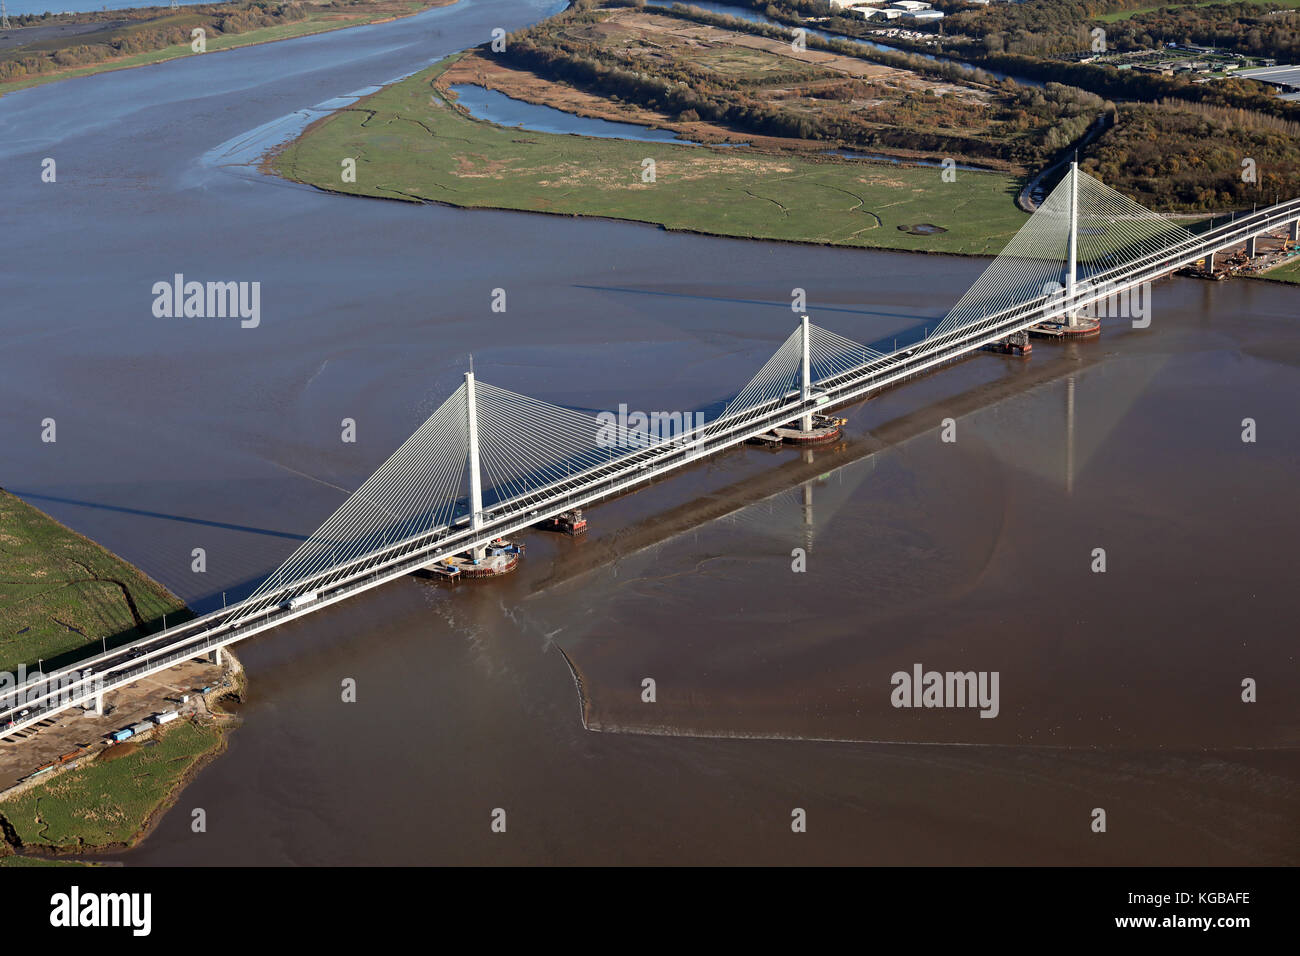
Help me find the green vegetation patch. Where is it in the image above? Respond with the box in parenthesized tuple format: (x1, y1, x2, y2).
(0, 720, 222, 850)
(273, 57, 1028, 255)
(1096, 0, 1300, 21)
(1263, 257, 1300, 283)
(1082, 100, 1300, 211)
(690, 45, 833, 83)
(513, 3, 1107, 168)
(0, 1, 436, 95)
(0, 489, 188, 672)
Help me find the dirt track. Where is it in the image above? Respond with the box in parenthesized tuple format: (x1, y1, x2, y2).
(0, 651, 239, 794)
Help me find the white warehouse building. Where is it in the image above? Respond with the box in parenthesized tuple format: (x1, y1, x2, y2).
(888, 1, 932, 11)
(907, 9, 946, 20)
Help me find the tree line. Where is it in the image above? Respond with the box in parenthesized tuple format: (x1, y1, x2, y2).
(949, 0, 1300, 60)
(1082, 99, 1300, 210)
(500, 3, 1108, 167)
(1, 3, 310, 82)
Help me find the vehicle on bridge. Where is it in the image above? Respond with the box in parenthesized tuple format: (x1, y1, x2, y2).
(3, 176, 1297, 743)
(281, 592, 320, 611)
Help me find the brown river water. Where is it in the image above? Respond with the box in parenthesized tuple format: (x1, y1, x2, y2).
(0, 0, 1295, 864)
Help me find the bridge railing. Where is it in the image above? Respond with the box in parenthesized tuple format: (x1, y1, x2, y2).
(106, 197, 1300, 633)
(8, 199, 1298, 731)
(238, 195, 1300, 616)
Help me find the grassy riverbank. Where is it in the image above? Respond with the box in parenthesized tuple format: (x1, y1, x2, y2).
(0, 489, 189, 672)
(1, 719, 224, 853)
(0, 490, 235, 858)
(1263, 258, 1300, 283)
(0, 0, 454, 97)
(272, 55, 1030, 255)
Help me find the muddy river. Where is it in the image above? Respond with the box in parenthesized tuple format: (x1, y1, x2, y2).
(0, 0, 1295, 864)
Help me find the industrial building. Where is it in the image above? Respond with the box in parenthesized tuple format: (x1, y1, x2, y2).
(1237, 64, 1300, 102)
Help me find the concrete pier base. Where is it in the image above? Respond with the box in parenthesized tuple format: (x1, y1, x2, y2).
(1290, 220, 1299, 243)
(1246, 235, 1258, 258)
(454, 550, 521, 578)
(419, 542, 523, 580)
(1030, 317, 1101, 339)
(769, 412, 845, 445)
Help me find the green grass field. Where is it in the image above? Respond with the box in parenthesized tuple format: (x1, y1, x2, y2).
(0, 493, 231, 859)
(1263, 256, 1300, 282)
(0, 720, 222, 850)
(272, 56, 1030, 256)
(0, 2, 431, 97)
(0, 489, 189, 673)
(1095, 0, 1300, 21)
(0, 854, 92, 866)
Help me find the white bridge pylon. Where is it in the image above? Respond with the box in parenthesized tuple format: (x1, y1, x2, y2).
(931, 163, 1197, 339)
(232, 318, 890, 619)
(233, 168, 1280, 621)
(232, 376, 651, 621)
(6, 186, 1300, 737)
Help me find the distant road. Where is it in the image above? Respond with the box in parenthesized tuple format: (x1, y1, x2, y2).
(1018, 112, 1112, 212)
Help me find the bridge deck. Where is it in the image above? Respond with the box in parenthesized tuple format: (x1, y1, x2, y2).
(4, 197, 1297, 737)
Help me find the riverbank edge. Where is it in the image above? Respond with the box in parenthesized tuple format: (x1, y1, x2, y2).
(0, 485, 194, 665)
(0, 0, 459, 100)
(267, 59, 1033, 262)
(0, 654, 245, 862)
(0, 489, 246, 861)
(269, 69, 1299, 278)
(438, 45, 1020, 176)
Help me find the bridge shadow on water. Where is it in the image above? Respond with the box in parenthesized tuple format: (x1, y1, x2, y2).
(10, 491, 309, 543)
(530, 342, 1110, 594)
(571, 283, 932, 326)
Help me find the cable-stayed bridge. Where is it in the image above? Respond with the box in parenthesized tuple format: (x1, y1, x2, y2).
(4, 169, 1298, 736)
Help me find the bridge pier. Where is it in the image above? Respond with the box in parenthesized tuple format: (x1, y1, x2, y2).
(766, 316, 843, 445)
(1290, 220, 1299, 243)
(92, 691, 104, 716)
(209, 647, 222, 666)
(1205, 251, 1215, 273)
(1246, 235, 1258, 258)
